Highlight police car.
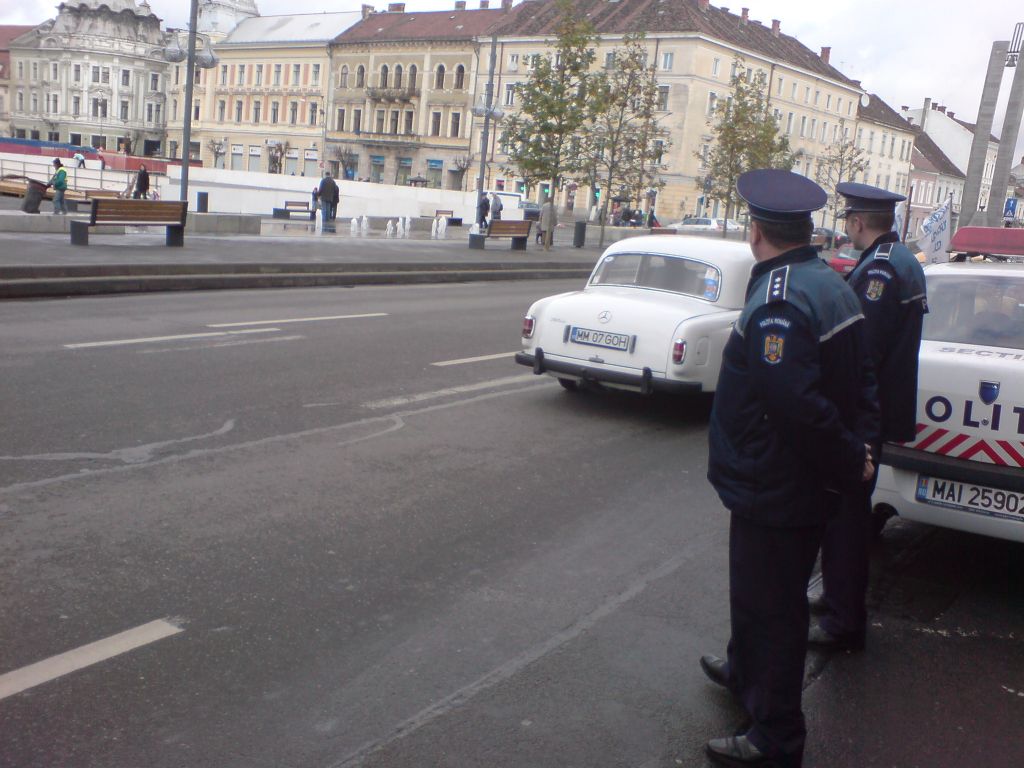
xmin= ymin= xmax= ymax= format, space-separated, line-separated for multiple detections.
xmin=515 ymin=235 xmax=754 ymax=394
xmin=873 ymin=261 xmax=1024 ymax=542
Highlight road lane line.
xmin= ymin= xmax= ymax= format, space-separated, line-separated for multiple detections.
xmin=0 ymin=619 xmax=183 ymax=701
xmin=362 ymin=374 xmax=537 ymax=409
xmin=137 ymin=334 xmax=306 ymax=354
xmin=64 ymin=328 xmax=279 ymax=349
xmin=431 ymin=352 xmax=518 ymax=367
xmin=206 ymin=313 xmax=388 ymax=328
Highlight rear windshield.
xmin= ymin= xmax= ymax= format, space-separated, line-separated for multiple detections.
xmin=590 ymin=252 xmax=722 ymax=301
xmin=925 ymin=275 xmax=1024 ymax=349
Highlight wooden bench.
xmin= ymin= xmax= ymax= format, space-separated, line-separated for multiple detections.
xmin=272 ymin=200 xmax=313 ymax=219
xmin=469 ymin=219 xmax=533 ymax=251
xmin=70 ymin=199 xmax=188 ymax=247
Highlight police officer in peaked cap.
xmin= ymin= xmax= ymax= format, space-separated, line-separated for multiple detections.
xmin=700 ymin=169 xmax=879 ymax=767
xmin=809 ymin=183 xmax=928 ymax=652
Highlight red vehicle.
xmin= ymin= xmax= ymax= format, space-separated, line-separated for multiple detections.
xmin=948 ymin=226 xmax=1024 ymax=261
xmin=824 ymin=245 xmax=860 ymax=275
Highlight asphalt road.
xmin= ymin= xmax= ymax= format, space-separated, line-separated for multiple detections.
xmin=0 ymin=282 xmax=1021 ymax=768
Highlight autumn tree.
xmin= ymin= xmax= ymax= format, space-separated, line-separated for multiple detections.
xmin=814 ymin=118 xmax=867 ymax=229
xmin=501 ymin=0 xmax=595 ymax=248
xmin=700 ymin=59 xmax=792 ymax=236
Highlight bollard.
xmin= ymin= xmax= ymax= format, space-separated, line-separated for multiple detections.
xmin=573 ymin=220 xmax=587 ymax=248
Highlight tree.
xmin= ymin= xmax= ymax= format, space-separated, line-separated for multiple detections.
xmin=584 ymin=33 xmax=669 ymax=246
xmin=451 ymin=154 xmax=473 ymax=190
xmin=814 ymin=119 xmax=867 ymax=230
xmin=700 ymin=59 xmax=792 ymax=236
xmin=206 ymin=139 xmax=226 ymax=168
xmin=500 ymin=0 xmax=595 ymax=248
xmin=327 ymin=145 xmax=359 ymax=180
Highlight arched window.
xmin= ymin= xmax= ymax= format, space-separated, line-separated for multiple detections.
xmin=340 ymin=66 xmax=349 ymax=88
xmin=454 ymin=64 xmax=465 ymax=90
xmin=394 ymin=64 xmax=403 ymax=89
xmin=408 ymin=64 xmax=418 ymax=89
xmin=356 ymin=65 xmax=365 ymax=88
xmin=434 ymin=64 xmax=445 ymax=90
xmin=380 ymin=64 xmax=389 ymax=88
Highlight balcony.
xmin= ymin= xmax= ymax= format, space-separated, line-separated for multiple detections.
xmin=366 ymin=85 xmax=421 ymax=102
xmin=353 ymin=130 xmax=421 ymax=148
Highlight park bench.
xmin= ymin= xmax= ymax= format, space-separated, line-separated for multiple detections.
xmin=469 ymin=219 xmax=533 ymax=251
xmin=272 ymin=200 xmax=314 ymax=220
xmin=70 ymin=198 xmax=188 ymax=247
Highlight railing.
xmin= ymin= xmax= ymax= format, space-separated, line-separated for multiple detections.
xmin=366 ymin=86 xmax=421 ymax=101
xmin=0 ymin=156 xmax=158 ymax=197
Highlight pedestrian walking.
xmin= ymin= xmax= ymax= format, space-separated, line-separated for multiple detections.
xmin=317 ymin=171 xmax=339 ymax=230
xmin=477 ymin=193 xmax=490 ymax=229
xmin=539 ymin=197 xmax=556 ymax=250
xmin=809 ymin=182 xmax=928 ymax=652
xmin=46 ymin=158 xmax=68 ymax=215
xmin=700 ymin=169 xmax=878 ymax=768
xmin=490 ymin=192 xmax=504 ymax=221
xmin=133 ymin=164 xmax=150 ymax=199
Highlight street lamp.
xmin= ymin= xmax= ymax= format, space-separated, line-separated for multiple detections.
xmin=163 ymin=0 xmax=218 ymax=204
xmin=472 ymin=34 xmax=502 ymax=226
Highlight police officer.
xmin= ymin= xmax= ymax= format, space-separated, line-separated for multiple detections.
xmin=809 ymin=183 xmax=928 ymax=651
xmin=700 ymin=169 xmax=878 ymax=767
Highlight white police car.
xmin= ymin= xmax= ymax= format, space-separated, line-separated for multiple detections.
xmin=515 ymin=235 xmax=754 ymax=394
xmin=874 ymin=261 xmax=1024 ymax=542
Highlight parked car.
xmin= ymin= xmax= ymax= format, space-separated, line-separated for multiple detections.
xmin=811 ymin=226 xmax=850 ymax=250
xmin=515 ymin=235 xmax=754 ymax=394
xmin=873 ymin=261 xmax=1024 ymax=542
xmin=825 ymin=245 xmax=861 ymax=275
xmin=665 ymin=216 xmax=742 ymax=234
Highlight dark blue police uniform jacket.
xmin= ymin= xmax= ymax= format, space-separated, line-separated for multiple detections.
xmin=709 ymin=246 xmax=879 ymax=526
xmin=847 ymin=232 xmax=927 ymax=443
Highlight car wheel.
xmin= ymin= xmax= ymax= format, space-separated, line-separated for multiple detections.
xmin=558 ymin=378 xmax=581 ymax=392
xmin=871 ymin=505 xmax=896 ymax=539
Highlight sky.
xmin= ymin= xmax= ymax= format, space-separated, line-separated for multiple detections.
xmin=4 ymin=0 xmax=1022 ymax=159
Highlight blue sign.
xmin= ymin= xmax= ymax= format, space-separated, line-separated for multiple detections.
xmin=1005 ymin=198 xmax=1018 ymax=218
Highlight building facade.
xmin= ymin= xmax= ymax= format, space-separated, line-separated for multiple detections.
xmin=7 ymin=0 xmax=169 ymax=154
xmin=166 ymin=12 xmax=359 ymax=173
xmin=853 ymin=93 xmax=915 ymax=196
xmin=0 ymin=26 xmax=35 ymax=138
xmin=908 ymin=129 xmax=965 ymax=236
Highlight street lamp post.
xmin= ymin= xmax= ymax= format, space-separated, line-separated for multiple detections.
xmin=471 ymin=34 xmax=501 ymax=226
xmin=163 ymin=0 xmax=218 ymax=204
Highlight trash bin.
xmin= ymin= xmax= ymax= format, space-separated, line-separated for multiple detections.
xmin=573 ymin=220 xmax=587 ymax=248
xmin=21 ymin=179 xmax=47 ymax=214
xmin=196 ymin=191 xmax=209 ymax=213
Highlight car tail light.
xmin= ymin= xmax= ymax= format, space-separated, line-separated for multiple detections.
xmin=522 ymin=315 xmax=535 ymax=338
xmin=672 ymin=339 xmax=686 ymax=364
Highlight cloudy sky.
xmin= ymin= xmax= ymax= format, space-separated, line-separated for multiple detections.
xmin=4 ymin=0 xmax=1022 ymax=157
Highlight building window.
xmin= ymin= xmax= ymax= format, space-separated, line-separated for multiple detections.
xmin=146 ymin=103 xmax=153 ymax=123
xmin=273 ymin=64 xmax=282 ymax=85
xmin=409 ymin=64 xmax=417 ymax=88
xmin=435 ymin=64 xmax=445 ymax=89
xmin=777 ymin=76 xmax=783 ymax=95
xmin=604 ymin=51 xmax=615 ymax=69
xmin=336 ymin=108 xmax=345 ymax=130
xmin=235 ymin=100 xmax=243 ymax=122
xmin=340 ymin=66 xmax=349 ymax=88
xmin=504 ymin=83 xmax=515 ymax=106
xmin=289 ymin=101 xmax=298 ymax=124
xmin=450 ymin=111 xmax=461 ymax=137
xmin=73 ymin=64 xmax=81 ymax=82
xmin=390 ymin=109 xmax=399 ymax=133
xmin=380 ymin=64 xmax=389 ymax=88
xmin=309 ymin=103 xmax=317 ymax=126
xmin=72 ymin=96 xmax=80 ymax=116
xmin=431 ymin=111 xmax=441 ymax=136
xmin=172 ymin=99 xmax=177 ymax=120
xmin=218 ymin=100 xmax=226 ymax=121
xmin=810 ymin=118 xmax=817 ymax=139
xmin=255 ymin=64 xmax=263 ymax=85
xmin=372 ymin=108 xmax=383 ymax=132
xmin=353 ymin=108 xmax=362 ymax=132
xmin=155 ymin=104 xmax=161 ymax=123
xmin=253 ymin=101 xmax=261 ymax=123
xmin=121 ymin=69 xmax=130 ymax=87
xmin=786 ymin=112 xmax=794 ymax=134
xmin=31 ymin=94 xmax=37 ymax=113
xmin=826 ymin=94 xmax=832 ymax=110
xmin=890 ymin=136 xmax=896 ymax=158
xmin=661 ymin=51 xmax=674 ymax=70
xmin=120 ymin=100 xmax=129 ymax=120
xmin=31 ymin=62 xmax=38 ymax=80
xmin=91 ymin=98 xmax=107 ymax=118
xmin=657 ymin=85 xmax=669 ymax=111
xmin=800 ymin=115 xmax=807 ymax=137
xmin=194 ymin=100 xmax=200 ymax=120
xmin=404 ymin=110 xmax=413 ymax=134
xmin=292 ymin=64 xmax=301 ymax=85
xmin=150 ymin=73 xmax=159 ymax=91
xmin=707 ymin=92 xmax=718 ymax=115
xmin=312 ymin=63 xmax=320 ymax=85
xmin=454 ymin=64 xmax=465 ymax=89
xmin=356 ymin=65 xmax=365 ymax=88
xmin=868 ymin=130 xmax=875 ymax=153
xmin=102 ymin=67 xmax=110 ymax=84
xmin=509 ymin=53 xmax=519 ymax=71
xmin=394 ymin=64 xmax=403 ymax=88
xmin=92 ymin=65 xmax=100 ymax=83
xmin=814 ymin=89 xmax=820 ymax=105
xmin=237 ymin=64 xmax=246 ymax=85
xmin=220 ymin=64 xmax=228 ymax=85
xmin=712 ymin=57 xmax=720 ymax=76
xmin=791 ymin=82 xmax=797 ymax=99
xmin=271 ymin=101 xmax=279 ymax=123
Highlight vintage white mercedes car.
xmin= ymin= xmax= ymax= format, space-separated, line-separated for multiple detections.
xmin=874 ymin=261 xmax=1024 ymax=543
xmin=515 ymin=235 xmax=754 ymax=394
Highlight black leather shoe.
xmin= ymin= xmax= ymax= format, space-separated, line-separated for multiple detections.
xmin=808 ymin=592 xmax=829 ymax=615
xmin=700 ymin=654 xmax=730 ymax=689
xmin=807 ymin=624 xmax=865 ymax=652
xmin=706 ymin=734 xmax=771 ymax=765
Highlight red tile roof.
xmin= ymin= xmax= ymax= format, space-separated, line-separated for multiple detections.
xmin=335 ymin=8 xmax=508 ymax=44
xmin=489 ymin=0 xmax=857 ymax=86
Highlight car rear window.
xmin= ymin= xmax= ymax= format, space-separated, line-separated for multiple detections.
xmin=925 ymin=275 xmax=1024 ymax=349
xmin=590 ymin=253 xmax=722 ymax=300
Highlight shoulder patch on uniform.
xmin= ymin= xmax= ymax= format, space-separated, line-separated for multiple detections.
xmin=766 ymin=265 xmax=789 ymax=303
xmin=762 ymin=333 xmax=785 ymax=364
xmin=865 ymin=279 xmax=886 ymax=301
xmin=873 ymin=243 xmax=893 ymax=260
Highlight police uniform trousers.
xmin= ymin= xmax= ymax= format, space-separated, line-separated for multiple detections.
xmin=819 ymin=466 xmax=879 ymax=641
xmin=726 ymin=512 xmax=826 ymax=766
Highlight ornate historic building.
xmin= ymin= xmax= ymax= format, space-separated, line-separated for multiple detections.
xmin=0 ymin=26 xmax=35 ymax=137
xmin=7 ymin=0 xmax=170 ymax=154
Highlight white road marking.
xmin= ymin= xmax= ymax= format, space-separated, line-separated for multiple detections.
xmin=137 ymin=335 xmax=305 ymax=354
xmin=206 ymin=313 xmax=388 ymax=328
xmin=64 ymin=328 xmax=279 ymax=349
xmin=362 ymin=374 xmax=538 ymax=409
xmin=431 ymin=352 xmax=518 ymax=367
xmin=0 ymin=619 xmax=183 ymax=701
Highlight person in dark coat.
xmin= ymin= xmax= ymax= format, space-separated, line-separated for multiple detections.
xmin=133 ymin=164 xmax=150 ymax=199
xmin=477 ymin=193 xmax=490 ymax=229
xmin=809 ymin=183 xmax=928 ymax=652
xmin=700 ymin=169 xmax=879 ymax=768
xmin=317 ymin=172 xmax=339 ymax=229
